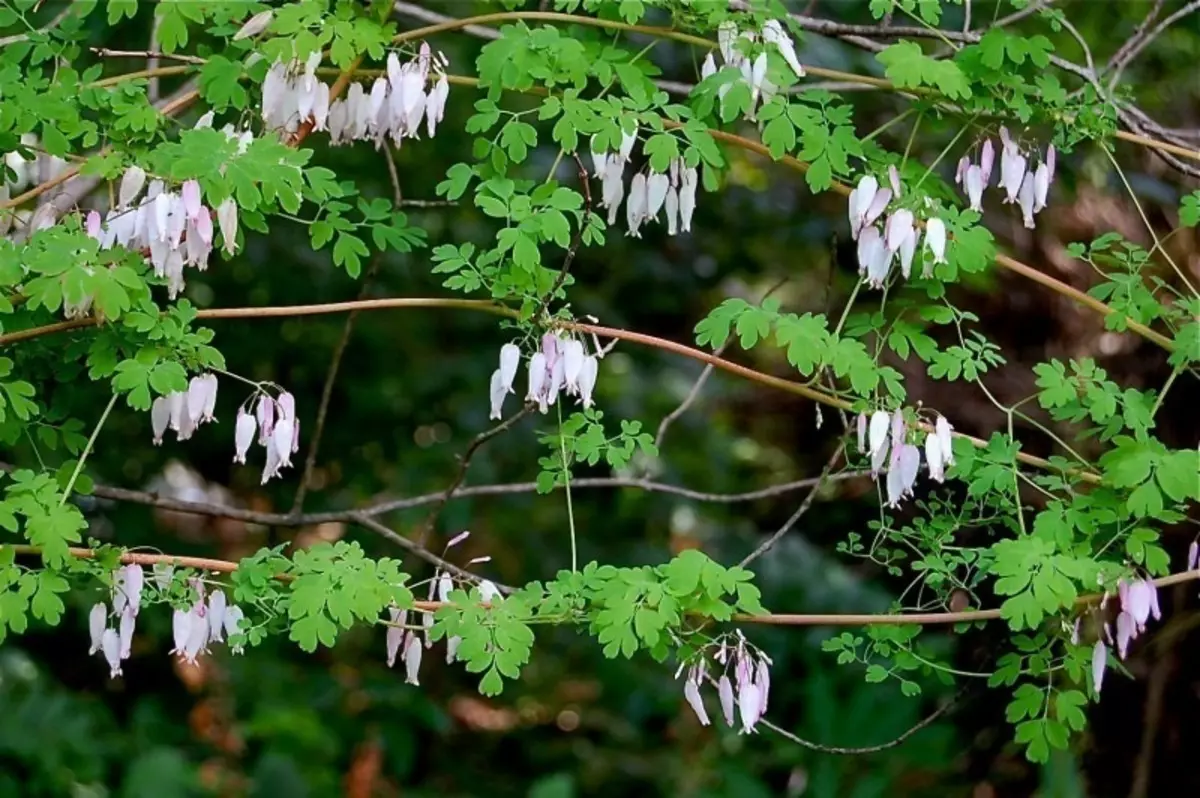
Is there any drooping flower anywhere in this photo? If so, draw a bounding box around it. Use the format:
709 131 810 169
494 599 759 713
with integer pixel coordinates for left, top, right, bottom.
124 564 144 616
404 632 422 685
1115 610 1133 659
762 20 805 78
102 628 122 678
478 580 501 604
626 172 648 237
234 409 256 463
118 165 146 209
737 682 762 733
868 411 890 459
88 603 107 655
561 339 585 393
856 413 867 453
488 369 507 420
979 139 995 185
233 9 274 41
151 396 170 445
223 605 245 653
208 590 227 642
925 432 945 482
679 165 698 233
999 137 1027 204
935 416 954 465
216 197 238 256
1018 171 1036 228
118 606 136 659
386 607 406 667
1032 162 1050 213
1188 540 1198 571
717 673 736 725
683 672 711 726
923 217 947 274
965 165 985 212
498 343 521 393
577 355 599 409
1092 640 1107 693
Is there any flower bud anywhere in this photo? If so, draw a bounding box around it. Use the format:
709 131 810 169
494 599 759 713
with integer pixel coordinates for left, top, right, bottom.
233 9 273 40
683 676 710 726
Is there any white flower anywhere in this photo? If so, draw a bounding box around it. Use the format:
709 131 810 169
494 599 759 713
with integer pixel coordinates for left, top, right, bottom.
935 416 954 465
979 139 995 185
679 166 698 232
386 607 406 667
1018 171 1036 228
924 217 947 270
683 675 710 725
737 682 762 733
233 9 274 41
701 52 717 80
118 606 136 659
478 580 501 604
868 411 890 458
1000 142 1027 204
664 185 679 235
216 197 238 255
762 19 804 78
233 409 255 463
88 603 107 655
646 172 669 220
498 343 521 393
717 22 738 64
272 417 295 469
208 590 227 642
561 339 585 392
488 368 506 420
102 628 122 678
404 632 422 685
965 165 984 212
925 432 945 482
626 172 648 237
577 355 598 409
118 165 146 209
1033 162 1050 212
527 352 547 405
151 396 170 445
718 674 736 726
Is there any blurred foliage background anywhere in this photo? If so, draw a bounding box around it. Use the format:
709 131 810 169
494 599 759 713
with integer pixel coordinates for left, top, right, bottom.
2 1 1199 796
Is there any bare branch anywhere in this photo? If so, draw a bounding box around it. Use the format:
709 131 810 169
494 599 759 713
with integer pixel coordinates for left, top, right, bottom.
412 405 535 557
348 513 513 592
758 685 970 755
738 446 844 568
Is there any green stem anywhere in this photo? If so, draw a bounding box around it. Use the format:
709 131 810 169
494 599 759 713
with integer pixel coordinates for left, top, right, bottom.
59 393 118 506
1151 368 1181 419
557 403 578 572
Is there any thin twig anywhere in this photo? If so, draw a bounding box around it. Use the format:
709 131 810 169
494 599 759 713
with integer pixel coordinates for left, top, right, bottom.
654 278 787 451
76 471 870 527
289 257 383 515
0 3 73 47
349 513 513 592
739 446 844 568
90 48 207 64
758 684 970 755
411 404 535 556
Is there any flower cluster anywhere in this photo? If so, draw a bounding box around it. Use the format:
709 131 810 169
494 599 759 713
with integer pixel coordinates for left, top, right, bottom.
233 388 301 484
848 170 947 289
385 531 496 685
315 47 450 147
88 564 245 678
170 577 246 666
706 19 806 121
488 333 600 419
1083 575 1161 693
86 165 238 303
150 372 219 445
956 127 1056 228
857 409 955 508
679 633 772 734
592 132 699 237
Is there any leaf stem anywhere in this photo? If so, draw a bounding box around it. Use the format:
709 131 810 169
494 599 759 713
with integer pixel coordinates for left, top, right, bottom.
557 403 578 572
58 393 118 506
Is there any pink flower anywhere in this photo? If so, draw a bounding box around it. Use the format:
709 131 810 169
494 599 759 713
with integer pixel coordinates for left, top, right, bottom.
1092 640 1107 693
683 673 710 726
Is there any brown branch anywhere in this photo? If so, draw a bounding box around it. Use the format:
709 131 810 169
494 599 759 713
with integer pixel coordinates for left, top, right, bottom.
8 542 1200 628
